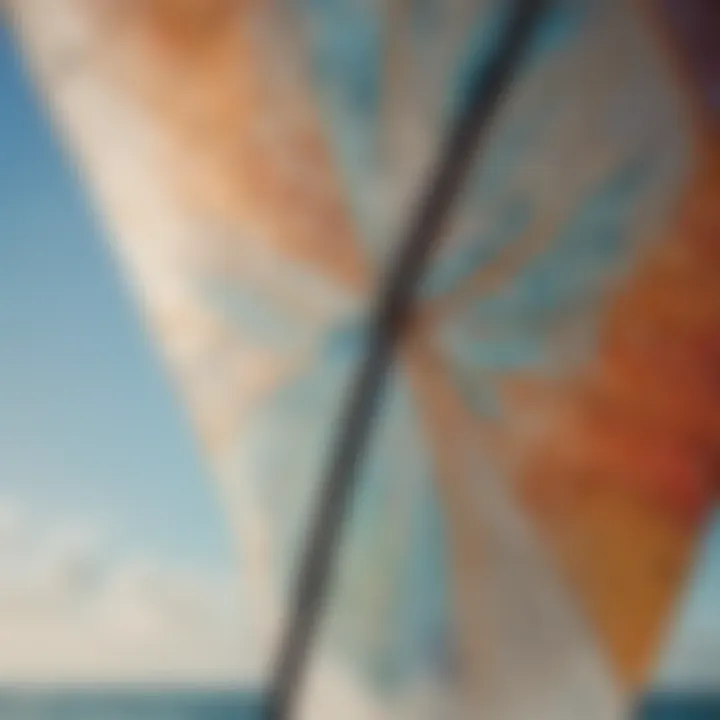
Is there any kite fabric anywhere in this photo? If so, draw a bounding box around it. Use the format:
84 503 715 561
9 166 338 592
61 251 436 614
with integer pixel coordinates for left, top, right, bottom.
6 0 720 718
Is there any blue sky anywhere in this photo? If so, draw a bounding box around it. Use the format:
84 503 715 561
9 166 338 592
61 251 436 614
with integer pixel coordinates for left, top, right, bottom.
0 26 232 571
0 19 718 689
0 26 248 683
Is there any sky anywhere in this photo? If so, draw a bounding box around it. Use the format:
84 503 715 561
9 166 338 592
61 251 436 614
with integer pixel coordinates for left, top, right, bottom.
0 15 719 691
0 27 232 570
0 25 251 684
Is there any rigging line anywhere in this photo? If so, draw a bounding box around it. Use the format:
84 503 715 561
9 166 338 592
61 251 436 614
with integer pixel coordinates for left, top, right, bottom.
265 1 549 717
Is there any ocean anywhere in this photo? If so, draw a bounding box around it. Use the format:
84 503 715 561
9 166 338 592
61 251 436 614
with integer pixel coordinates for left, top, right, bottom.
0 689 264 719
0 689 717 718
639 693 720 719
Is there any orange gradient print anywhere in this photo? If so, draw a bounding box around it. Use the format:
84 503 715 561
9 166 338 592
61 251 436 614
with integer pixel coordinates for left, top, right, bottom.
497 6 720 687
503 146 720 688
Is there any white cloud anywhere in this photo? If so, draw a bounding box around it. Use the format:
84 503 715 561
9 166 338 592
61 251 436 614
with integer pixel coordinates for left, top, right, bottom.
0 498 258 685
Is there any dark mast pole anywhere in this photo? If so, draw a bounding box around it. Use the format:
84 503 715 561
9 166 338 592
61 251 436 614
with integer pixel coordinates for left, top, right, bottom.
266 2 548 717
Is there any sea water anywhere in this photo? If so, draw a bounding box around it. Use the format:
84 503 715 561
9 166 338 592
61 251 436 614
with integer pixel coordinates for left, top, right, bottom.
639 693 720 719
0 688 264 720
0 689 717 718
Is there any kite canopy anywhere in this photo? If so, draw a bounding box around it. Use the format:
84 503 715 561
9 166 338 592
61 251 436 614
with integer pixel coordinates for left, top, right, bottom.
7 0 719 717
